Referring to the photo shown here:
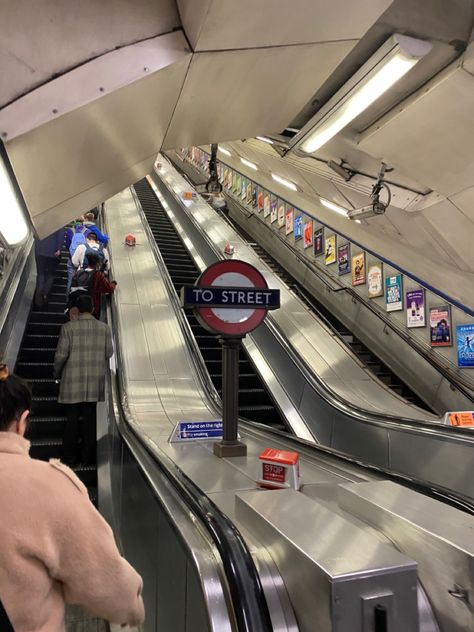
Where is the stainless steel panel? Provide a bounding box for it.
[236,489,418,632]
[338,481,474,632]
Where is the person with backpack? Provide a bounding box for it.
[82,212,109,245]
[72,232,110,273]
[67,253,116,319]
[65,221,90,295]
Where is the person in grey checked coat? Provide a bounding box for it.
[54,294,113,465]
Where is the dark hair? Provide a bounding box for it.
[86,253,100,268]
[76,295,93,313]
[87,232,98,242]
[0,366,32,431]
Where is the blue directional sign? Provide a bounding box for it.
[181,286,280,309]
[179,420,223,439]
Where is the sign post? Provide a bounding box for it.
[181,260,280,457]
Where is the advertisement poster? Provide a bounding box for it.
[385,275,403,311]
[337,243,350,275]
[257,190,264,212]
[325,234,337,265]
[235,174,241,194]
[241,177,247,200]
[252,186,257,207]
[285,207,294,235]
[367,263,383,298]
[294,213,303,240]
[246,183,252,204]
[303,218,313,249]
[270,198,278,223]
[429,305,452,347]
[314,227,324,256]
[456,324,474,367]
[406,289,426,328]
[278,203,285,228]
[263,195,271,217]
[351,252,365,285]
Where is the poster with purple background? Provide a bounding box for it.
[406,289,426,328]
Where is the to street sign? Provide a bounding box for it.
[181,259,280,336]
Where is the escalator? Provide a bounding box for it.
[14,250,97,502]
[133,179,289,432]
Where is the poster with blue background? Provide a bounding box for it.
[456,324,474,367]
[294,213,303,240]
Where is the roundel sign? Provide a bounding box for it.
[181,260,280,336]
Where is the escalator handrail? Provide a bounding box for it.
[150,161,474,434]
[174,150,474,399]
[105,247,273,632]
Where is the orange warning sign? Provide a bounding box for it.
[182,191,194,200]
[449,412,474,427]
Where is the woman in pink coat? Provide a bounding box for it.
[0,364,145,631]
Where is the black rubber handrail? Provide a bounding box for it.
[106,270,273,632]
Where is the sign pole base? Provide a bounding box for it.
[213,440,247,458]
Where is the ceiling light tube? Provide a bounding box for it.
[218,147,231,157]
[320,197,348,217]
[240,158,258,171]
[256,136,274,144]
[0,143,29,246]
[299,34,431,154]
[272,173,297,191]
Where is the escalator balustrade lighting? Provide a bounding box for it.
[0,142,29,246]
[218,147,232,157]
[298,34,431,154]
[240,158,258,171]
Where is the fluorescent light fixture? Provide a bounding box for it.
[272,173,297,191]
[256,136,274,145]
[240,158,258,171]
[218,147,231,157]
[300,34,431,154]
[0,144,29,246]
[320,198,348,217]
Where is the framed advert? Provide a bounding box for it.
[270,198,278,223]
[246,182,252,204]
[285,207,294,235]
[406,289,426,328]
[263,194,271,217]
[385,275,403,311]
[257,189,264,212]
[294,213,303,240]
[351,252,365,285]
[252,186,258,207]
[367,263,383,298]
[314,227,324,256]
[429,305,452,347]
[277,203,285,228]
[337,243,350,275]
[456,324,474,367]
[325,235,336,265]
[303,218,313,249]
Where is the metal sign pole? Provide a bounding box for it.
[213,336,247,457]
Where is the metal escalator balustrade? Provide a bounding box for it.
[133,179,289,433]
[14,250,97,502]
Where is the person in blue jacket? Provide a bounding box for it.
[34,227,65,306]
[82,212,109,245]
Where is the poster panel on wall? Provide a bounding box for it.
[456,324,474,367]
[235,174,240,193]
[337,243,350,275]
[351,252,365,285]
[270,198,278,223]
[429,305,452,347]
[385,275,403,311]
[406,289,426,328]
[294,213,303,240]
[325,235,337,265]
[252,186,257,207]
[241,177,247,200]
[303,218,313,249]
[314,227,324,256]
[257,189,264,212]
[368,263,383,298]
[277,202,285,228]
[264,194,271,217]
[285,207,294,235]
[246,183,252,204]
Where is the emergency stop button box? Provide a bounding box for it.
[257,448,301,490]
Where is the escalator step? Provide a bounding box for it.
[16,363,55,379]
[19,348,56,363]
[29,439,62,460]
[31,397,64,417]
[27,416,65,439]
[23,335,59,349]
[29,379,60,397]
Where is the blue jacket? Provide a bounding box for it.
[35,228,65,258]
[83,222,109,246]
